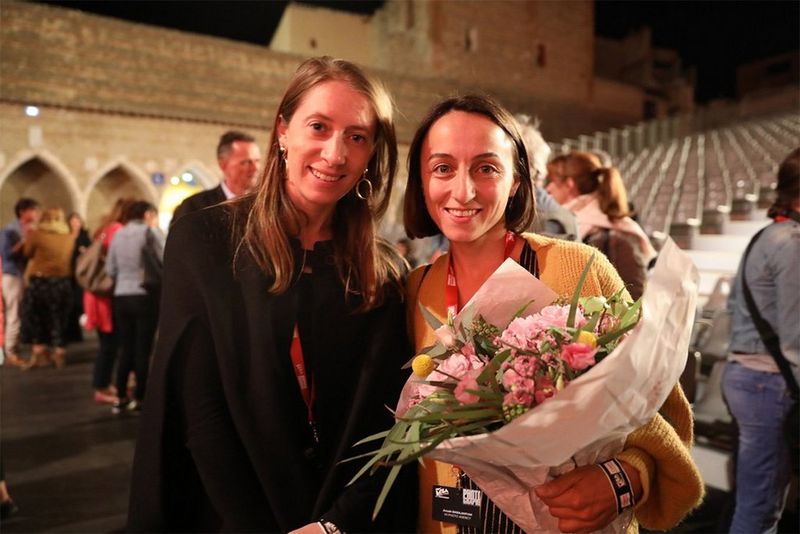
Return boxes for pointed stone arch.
[84,158,159,233]
[0,149,80,224]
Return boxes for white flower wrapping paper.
[401,238,698,533]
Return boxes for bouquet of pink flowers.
[409,284,639,421]
[348,240,698,533]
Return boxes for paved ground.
[1,335,137,533]
[0,335,796,533]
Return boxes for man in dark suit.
[171,131,261,225]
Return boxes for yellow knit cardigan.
[406,233,704,533]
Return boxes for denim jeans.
[722,361,794,534]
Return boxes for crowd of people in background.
[0,196,164,414]
[1,55,797,533]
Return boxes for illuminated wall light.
[181,172,193,182]
[170,176,180,185]
[25,105,40,117]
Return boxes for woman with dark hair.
[722,148,800,533]
[65,212,91,343]
[404,95,702,533]
[127,57,415,533]
[546,152,655,299]
[106,200,163,413]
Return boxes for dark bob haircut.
[403,94,536,238]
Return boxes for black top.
[170,184,227,227]
[128,201,417,532]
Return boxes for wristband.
[597,458,636,515]
[319,519,342,534]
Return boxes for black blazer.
[170,184,227,227]
[128,203,417,532]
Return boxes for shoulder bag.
[141,228,163,295]
[75,235,114,296]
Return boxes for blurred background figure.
[170,130,261,225]
[722,148,800,534]
[84,198,132,405]
[106,201,164,414]
[394,237,418,268]
[66,212,91,344]
[21,208,75,369]
[0,257,19,520]
[546,151,655,299]
[516,115,578,241]
[0,198,41,367]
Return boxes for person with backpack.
[546,151,655,299]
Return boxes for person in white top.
[546,151,655,299]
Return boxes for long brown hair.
[94,197,134,239]
[555,151,630,222]
[236,57,402,310]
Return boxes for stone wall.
[0,0,646,234]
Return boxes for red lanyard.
[290,324,319,444]
[445,231,517,316]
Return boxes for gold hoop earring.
[355,177,373,201]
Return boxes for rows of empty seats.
[559,111,799,247]
[555,110,798,477]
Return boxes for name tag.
[431,485,482,528]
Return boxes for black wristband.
[598,458,636,515]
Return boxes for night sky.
[38,0,800,103]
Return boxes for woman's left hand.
[533,460,641,534]
[288,523,323,534]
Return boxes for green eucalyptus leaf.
[419,303,444,330]
[568,254,595,327]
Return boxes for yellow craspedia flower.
[577,330,597,347]
[412,354,435,377]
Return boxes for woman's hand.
[533,460,642,533]
[288,523,324,534]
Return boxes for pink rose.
[436,353,471,380]
[454,368,483,404]
[530,304,587,330]
[561,342,597,371]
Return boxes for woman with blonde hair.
[546,151,655,299]
[21,208,75,368]
[127,57,416,533]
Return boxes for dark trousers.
[114,295,158,401]
[92,330,118,389]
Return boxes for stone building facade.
[0,0,652,234]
